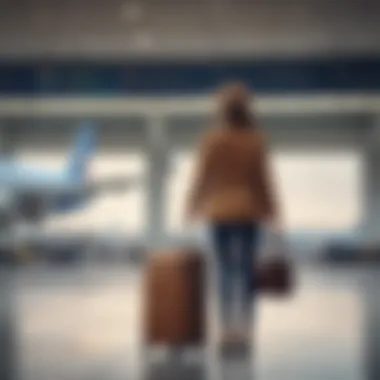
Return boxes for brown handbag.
[256,255,293,296]
[253,233,294,296]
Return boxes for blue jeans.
[210,222,261,329]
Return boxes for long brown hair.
[218,82,253,129]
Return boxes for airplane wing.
[84,176,144,196]
[2,175,143,222]
[13,175,143,198]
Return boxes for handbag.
[253,231,294,297]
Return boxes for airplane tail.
[66,122,97,182]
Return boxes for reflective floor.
[1,263,377,380]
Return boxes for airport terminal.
[1,0,380,379]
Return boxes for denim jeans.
[210,222,261,329]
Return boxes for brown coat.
[187,126,277,222]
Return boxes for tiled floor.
[1,264,367,380]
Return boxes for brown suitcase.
[143,248,206,347]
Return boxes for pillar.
[0,271,16,380]
[364,271,380,380]
[361,117,380,380]
[360,118,380,244]
[0,123,16,379]
[146,115,168,249]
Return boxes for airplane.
[0,122,142,232]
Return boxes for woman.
[186,82,279,349]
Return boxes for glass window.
[164,149,363,234]
[18,150,148,236]
[272,150,363,230]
